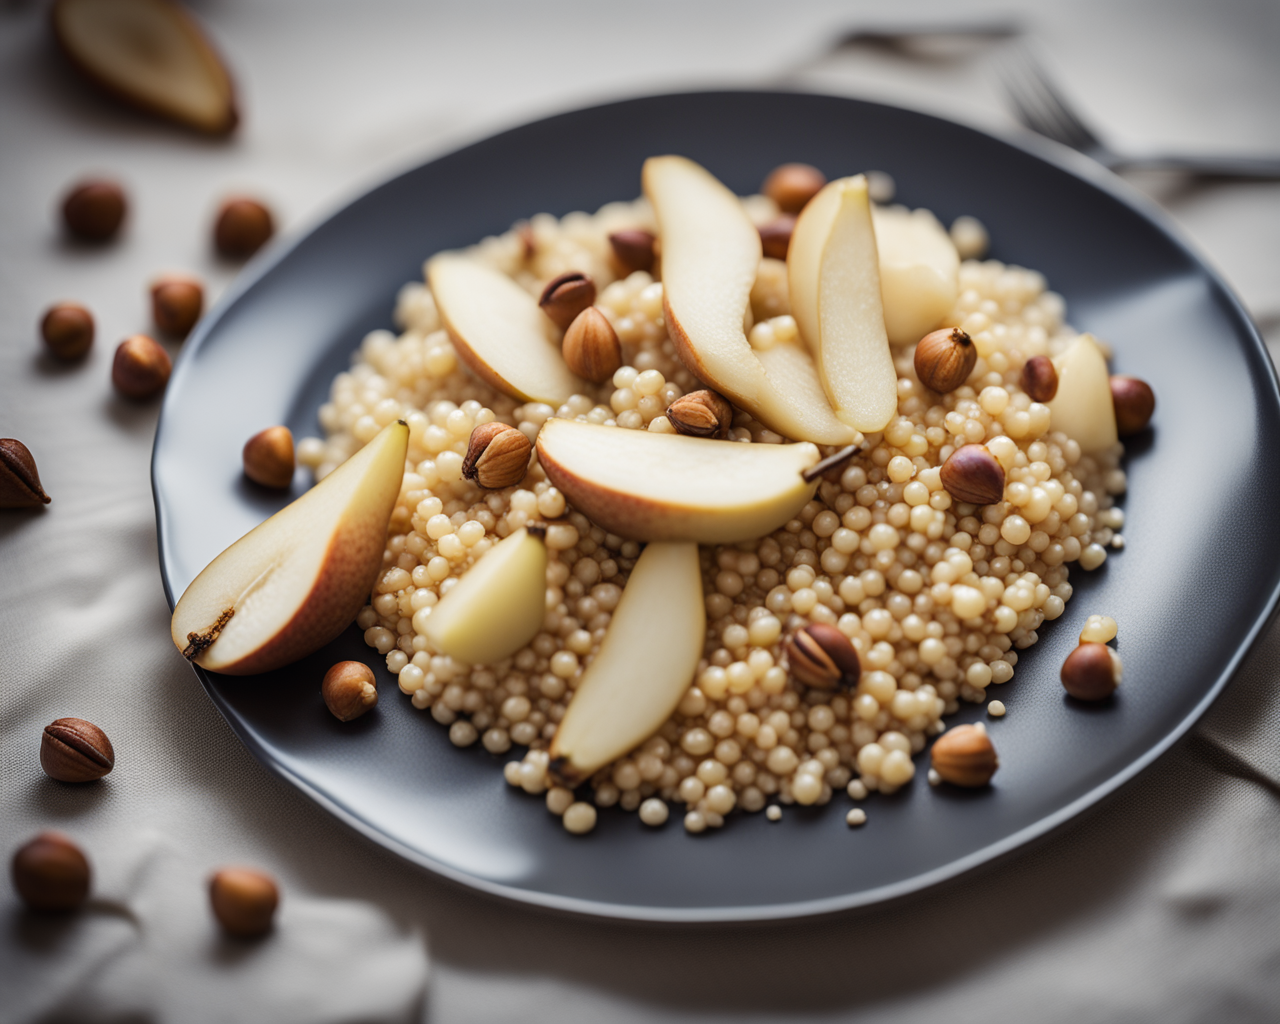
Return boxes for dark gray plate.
[153,91,1280,922]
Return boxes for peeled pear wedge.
[422,526,547,665]
[52,0,238,135]
[170,421,408,675]
[870,205,960,345]
[1047,334,1118,453]
[788,175,898,433]
[550,541,704,783]
[535,418,820,544]
[427,253,585,406]
[643,155,858,446]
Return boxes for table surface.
[3,1,1280,1020]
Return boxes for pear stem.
[801,444,863,483]
[183,607,235,660]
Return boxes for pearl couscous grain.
[302,188,1129,836]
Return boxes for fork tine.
[1001,46,1103,153]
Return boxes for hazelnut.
[1,438,52,508]
[665,389,733,439]
[151,275,204,338]
[242,426,295,489]
[61,179,126,242]
[538,272,596,331]
[11,832,91,911]
[1020,355,1058,402]
[111,334,171,400]
[561,307,622,384]
[1061,642,1122,701]
[1110,375,1155,435]
[607,229,656,275]
[40,718,115,782]
[930,724,999,787]
[785,623,861,691]
[214,197,274,260]
[462,422,532,489]
[41,302,95,360]
[939,444,1005,505]
[758,215,796,261]
[322,661,378,721]
[762,163,826,214]
[209,867,279,937]
[914,327,976,393]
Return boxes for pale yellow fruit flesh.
[53,0,236,134]
[422,527,547,666]
[789,175,897,433]
[871,205,959,346]
[549,541,704,780]
[427,253,585,406]
[535,418,820,544]
[170,421,409,675]
[1048,333,1118,453]
[643,155,858,446]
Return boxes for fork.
[1000,46,1280,179]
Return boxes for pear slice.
[427,254,585,406]
[643,156,857,446]
[1048,334,1117,453]
[171,421,408,675]
[52,0,238,135]
[535,418,820,544]
[422,526,547,665]
[870,205,960,346]
[550,541,704,783]
[788,175,898,433]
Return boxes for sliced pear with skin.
[422,526,547,666]
[171,421,408,675]
[53,0,238,135]
[643,155,857,446]
[536,418,820,544]
[1047,334,1118,453]
[550,541,704,783]
[870,205,960,346]
[788,175,898,433]
[427,253,586,406]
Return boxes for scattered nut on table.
[61,179,126,242]
[0,438,52,509]
[214,197,274,259]
[41,302,95,360]
[151,275,205,339]
[11,832,91,911]
[40,717,115,782]
[112,334,172,400]
[209,867,279,936]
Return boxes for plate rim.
[152,86,1280,923]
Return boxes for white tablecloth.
[3,2,1279,1021]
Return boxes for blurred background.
[3,2,1279,1022]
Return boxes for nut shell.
[762,163,826,214]
[1061,642,1122,701]
[607,229,656,274]
[214,197,274,259]
[40,718,115,782]
[930,724,998,787]
[242,426,295,489]
[209,867,278,937]
[322,661,378,721]
[12,832,91,911]
[151,276,204,338]
[1110,375,1155,435]
[538,272,596,331]
[785,624,861,691]
[41,302,95,360]
[112,334,171,400]
[666,389,733,439]
[462,422,532,490]
[561,307,622,384]
[914,327,976,393]
[758,215,796,261]
[62,179,126,242]
[939,444,1005,505]
[0,438,52,508]
[1020,355,1058,402]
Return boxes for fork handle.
[1107,153,1280,179]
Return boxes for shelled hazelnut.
[762,163,826,213]
[62,179,126,242]
[1110,375,1155,435]
[930,724,999,787]
[538,272,596,330]
[322,661,378,721]
[785,623,861,691]
[11,832,91,911]
[209,867,278,936]
[939,444,1005,505]
[40,718,115,782]
[242,426,295,488]
[151,275,204,338]
[41,302,95,360]
[561,307,622,383]
[1061,642,1122,701]
[1,438,52,508]
[1020,355,1058,402]
[914,327,976,393]
[214,197,274,259]
[112,334,171,400]
[758,215,796,261]
[462,422,532,489]
[607,230,656,274]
